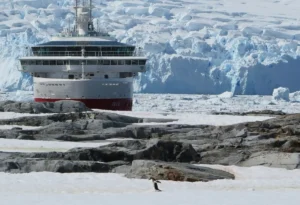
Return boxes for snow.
[1,0,300,95]
[272,87,290,101]
[218,91,234,99]
[0,125,42,130]
[0,138,110,153]
[0,165,299,205]
[0,112,53,120]
[97,111,272,126]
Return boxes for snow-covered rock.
[272,87,290,101]
[1,0,300,96]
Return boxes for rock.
[0,100,91,114]
[0,158,112,173]
[212,110,286,116]
[65,139,200,163]
[125,160,235,182]
[240,152,300,169]
[236,128,247,138]
[281,140,300,152]
[49,100,92,113]
[111,165,132,174]
[17,134,35,140]
[2,101,300,171]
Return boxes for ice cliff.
[1,0,300,95]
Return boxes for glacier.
[1,0,300,95]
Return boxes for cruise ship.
[18,0,147,111]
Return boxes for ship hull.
[35,98,132,111]
[33,77,134,111]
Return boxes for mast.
[72,0,95,36]
[75,0,78,33]
[89,0,92,23]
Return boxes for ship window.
[20,60,28,65]
[68,74,74,79]
[64,60,69,65]
[43,61,49,65]
[125,60,131,65]
[57,60,64,65]
[50,60,56,65]
[70,60,80,65]
[29,60,36,65]
[132,60,138,65]
[120,72,133,78]
[102,47,112,51]
[98,60,103,65]
[112,47,118,52]
[111,60,117,65]
[104,74,108,79]
[90,73,94,77]
[118,60,125,65]
[36,60,43,65]
[103,60,110,65]
[139,60,146,65]
[87,60,97,65]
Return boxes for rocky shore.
[1,100,300,182]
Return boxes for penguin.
[149,177,162,192]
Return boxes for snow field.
[0,138,111,153]
[0,165,300,205]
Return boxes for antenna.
[89,0,92,22]
[68,18,71,32]
[75,0,78,34]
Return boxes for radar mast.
[74,0,94,36]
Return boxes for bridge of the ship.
[31,40,138,57]
[19,39,147,75]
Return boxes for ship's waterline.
[34,98,132,111]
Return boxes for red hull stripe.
[34,98,133,111]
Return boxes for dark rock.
[281,140,300,152]
[64,139,200,163]
[125,160,235,182]
[17,134,35,140]
[2,104,300,171]
[0,100,91,114]
[0,158,111,173]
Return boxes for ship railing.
[32,51,139,57]
[55,32,111,38]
